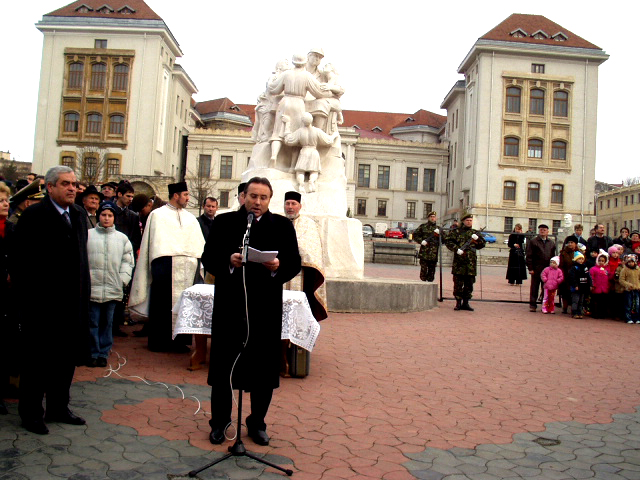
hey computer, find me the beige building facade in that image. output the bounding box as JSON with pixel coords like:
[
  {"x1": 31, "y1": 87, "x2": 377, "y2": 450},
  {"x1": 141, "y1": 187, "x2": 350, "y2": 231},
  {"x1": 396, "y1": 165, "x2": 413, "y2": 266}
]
[{"x1": 597, "y1": 185, "x2": 640, "y2": 237}]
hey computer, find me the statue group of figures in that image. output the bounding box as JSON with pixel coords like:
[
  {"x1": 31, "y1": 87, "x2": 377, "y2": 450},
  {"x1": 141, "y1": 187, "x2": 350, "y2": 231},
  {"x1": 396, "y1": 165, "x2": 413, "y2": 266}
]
[{"x1": 251, "y1": 48, "x2": 345, "y2": 193}]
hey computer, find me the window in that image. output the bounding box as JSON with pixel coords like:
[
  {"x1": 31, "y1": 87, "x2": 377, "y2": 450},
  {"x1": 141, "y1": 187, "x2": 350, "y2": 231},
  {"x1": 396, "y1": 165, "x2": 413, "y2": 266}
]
[
  {"x1": 504, "y1": 217, "x2": 513, "y2": 233},
  {"x1": 68, "y1": 62, "x2": 84, "y2": 88},
  {"x1": 423, "y1": 168, "x2": 435, "y2": 192},
  {"x1": 357, "y1": 199, "x2": 366, "y2": 216},
  {"x1": 61, "y1": 156, "x2": 75, "y2": 168},
  {"x1": 530, "y1": 88, "x2": 545, "y2": 115},
  {"x1": 607, "y1": 199, "x2": 610, "y2": 208},
  {"x1": 86, "y1": 113, "x2": 102, "y2": 134},
  {"x1": 527, "y1": 182, "x2": 540, "y2": 202},
  {"x1": 600, "y1": 201, "x2": 603, "y2": 211},
  {"x1": 506, "y1": 87, "x2": 521, "y2": 113},
  {"x1": 551, "y1": 184, "x2": 564, "y2": 204},
  {"x1": 90, "y1": 63, "x2": 107, "y2": 90},
  {"x1": 357, "y1": 164, "x2": 370, "y2": 187},
  {"x1": 64, "y1": 113, "x2": 79, "y2": 132},
  {"x1": 377, "y1": 200, "x2": 387, "y2": 217},
  {"x1": 423, "y1": 202, "x2": 433, "y2": 219},
  {"x1": 504, "y1": 137, "x2": 520, "y2": 157},
  {"x1": 529, "y1": 218, "x2": 537, "y2": 232},
  {"x1": 625, "y1": 196, "x2": 629, "y2": 206},
  {"x1": 528, "y1": 139, "x2": 543, "y2": 158},
  {"x1": 95, "y1": 39, "x2": 107, "y2": 49},
  {"x1": 109, "y1": 114, "x2": 124, "y2": 135},
  {"x1": 220, "y1": 155, "x2": 233, "y2": 179},
  {"x1": 217, "y1": 191, "x2": 229, "y2": 208},
  {"x1": 406, "y1": 168, "x2": 418, "y2": 191},
  {"x1": 503, "y1": 181, "x2": 516, "y2": 201},
  {"x1": 406, "y1": 202, "x2": 416, "y2": 218},
  {"x1": 615, "y1": 198, "x2": 618, "y2": 207},
  {"x1": 551, "y1": 141, "x2": 567, "y2": 160},
  {"x1": 107, "y1": 158, "x2": 120, "y2": 175},
  {"x1": 199, "y1": 155, "x2": 211, "y2": 177},
  {"x1": 553, "y1": 91, "x2": 568, "y2": 117},
  {"x1": 531, "y1": 64, "x2": 545, "y2": 74},
  {"x1": 84, "y1": 157, "x2": 98, "y2": 178},
  {"x1": 113, "y1": 64, "x2": 129, "y2": 91},
  {"x1": 552, "y1": 220, "x2": 561, "y2": 235},
  {"x1": 377, "y1": 166, "x2": 390, "y2": 189}
]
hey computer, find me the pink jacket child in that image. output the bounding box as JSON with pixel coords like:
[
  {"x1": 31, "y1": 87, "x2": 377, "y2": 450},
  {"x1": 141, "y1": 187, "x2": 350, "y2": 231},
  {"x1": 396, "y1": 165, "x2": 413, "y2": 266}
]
[
  {"x1": 541, "y1": 256, "x2": 564, "y2": 313},
  {"x1": 590, "y1": 258, "x2": 610, "y2": 294}
]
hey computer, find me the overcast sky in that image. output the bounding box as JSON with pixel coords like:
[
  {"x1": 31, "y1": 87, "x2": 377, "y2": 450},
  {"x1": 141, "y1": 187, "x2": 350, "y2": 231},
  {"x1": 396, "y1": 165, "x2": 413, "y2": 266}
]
[{"x1": 1, "y1": 0, "x2": 637, "y2": 184}]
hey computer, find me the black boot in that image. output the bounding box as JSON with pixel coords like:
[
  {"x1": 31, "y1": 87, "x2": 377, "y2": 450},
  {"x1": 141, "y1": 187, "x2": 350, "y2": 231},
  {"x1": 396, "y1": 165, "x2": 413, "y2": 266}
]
[
  {"x1": 454, "y1": 299, "x2": 462, "y2": 311},
  {"x1": 461, "y1": 300, "x2": 474, "y2": 311}
]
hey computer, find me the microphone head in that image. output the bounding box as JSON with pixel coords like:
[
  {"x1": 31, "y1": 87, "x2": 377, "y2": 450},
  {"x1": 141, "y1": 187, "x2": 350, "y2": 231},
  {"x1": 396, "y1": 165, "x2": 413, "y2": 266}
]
[{"x1": 247, "y1": 212, "x2": 255, "y2": 224}]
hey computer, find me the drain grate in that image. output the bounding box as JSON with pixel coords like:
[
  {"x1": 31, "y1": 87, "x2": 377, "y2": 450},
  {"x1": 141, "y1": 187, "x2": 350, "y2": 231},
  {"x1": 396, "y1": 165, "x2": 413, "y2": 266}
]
[{"x1": 533, "y1": 437, "x2": 561, "y2": 446}]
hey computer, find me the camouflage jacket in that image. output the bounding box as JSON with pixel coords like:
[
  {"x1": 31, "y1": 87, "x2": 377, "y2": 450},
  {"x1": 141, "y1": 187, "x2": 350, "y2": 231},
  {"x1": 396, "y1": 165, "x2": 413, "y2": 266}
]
[
  {"x1": 412, "y1": 221, "x2": 442, "y2": 262},
  {"x1": 445, "y1": 225, "x2": 486, "y2": 275}
]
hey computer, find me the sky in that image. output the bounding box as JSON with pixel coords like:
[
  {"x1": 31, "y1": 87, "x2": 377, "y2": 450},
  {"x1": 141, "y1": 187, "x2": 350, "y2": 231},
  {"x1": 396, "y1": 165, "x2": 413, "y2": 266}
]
[{"x1": 1, "y1": 0, "x2": 638, "y2": 184}]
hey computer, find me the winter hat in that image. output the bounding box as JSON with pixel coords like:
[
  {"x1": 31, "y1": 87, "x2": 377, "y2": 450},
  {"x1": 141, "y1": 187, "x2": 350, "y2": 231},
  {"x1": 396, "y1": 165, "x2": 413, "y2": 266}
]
[
  {"x1": 550, "y1": 256, "x2": 560, "y2": 265},
  {"x1": 573, "y1": 251, "x2": 585, "y2": 262},
  {"x1": 625, "y1": 254, "x2": 638, "y2": 264},
  {"x1": 577, "y1": 243, "x2": 586, "y2": 253},
  {"x1": 564, "y1": 235, "x2": 579, "y2": 244},
  {"x1": 97, "y1": 201, "x2": 118, "y2": 216},
  {"x1": 633, "y1": 242, "x2": 640, "y2": 251},
  {"x1": 596, "y1": 249, "x2": 609, "y2": 266},
  {"x1": 608, "y1": 245, "x2": 621, "y2": 255}
]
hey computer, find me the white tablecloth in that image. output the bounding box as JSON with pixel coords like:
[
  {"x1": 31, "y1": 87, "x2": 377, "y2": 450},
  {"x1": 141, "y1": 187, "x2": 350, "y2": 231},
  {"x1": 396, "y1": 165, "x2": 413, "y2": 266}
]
[{"x1": 172, "y1": 284, "x2": 320, "y2": 352}]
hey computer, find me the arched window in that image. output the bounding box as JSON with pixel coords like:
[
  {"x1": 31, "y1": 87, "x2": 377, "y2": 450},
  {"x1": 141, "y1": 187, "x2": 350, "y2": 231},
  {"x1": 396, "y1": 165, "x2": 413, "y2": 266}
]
[
  {"x1": 551, "y1": 184, "x2": 564, "y2": 204},
  {"x1": 528, "y1": 139, "x2": 543, "y2": 158},
  {"x1": 68, "y1": 62, "x2": 84, "y2": 88},
  {"x1": 503, "y1": 181, "x2": 516, "y2": 201},
  {"x1": 506, "y1": 87, "x2": 521, "y2": 113},
  {"x1": 527, "y1": 182, "x2": 540, "y2": 202},
  {"x1": 530, "y1": 88, "x2": 545, "y2": 115},
  {"x1": 504, "y1": 137, "x2": 519, "y2": 157},
  {"x1": 552, "y1": 140, "x2": 567, "y2": 160},
  {"x1": 113, "y1": 64, "x2": 129, "y2": 91},
  {"x1": 553, "y1": 91, "x2": 568, "y2": 117},
  {"x1": 63, "y1": 113, "x2": 79, "y2": 132},
  {"x1": 86, "y1": 113, "x2": 102, "y2": 134},
  {"x1": 90, "y1": 63, "x2": 107, "y2": 89},
  {"x1": 109, "y1": 114, "x2": 124, "y2": 135}
]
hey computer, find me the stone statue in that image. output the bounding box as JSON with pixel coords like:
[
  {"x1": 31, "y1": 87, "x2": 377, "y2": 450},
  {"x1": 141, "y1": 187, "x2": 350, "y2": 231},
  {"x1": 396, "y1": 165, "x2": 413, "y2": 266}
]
[
  {"x1": 304, "y1": 48, "x2": 345, "y2": 134},
  {"x1": 252, "y1": 59, "x2": 290, "y2": 143},
  {"x1": 283, "y1": 112, "x2": 338, "y2": 193}
]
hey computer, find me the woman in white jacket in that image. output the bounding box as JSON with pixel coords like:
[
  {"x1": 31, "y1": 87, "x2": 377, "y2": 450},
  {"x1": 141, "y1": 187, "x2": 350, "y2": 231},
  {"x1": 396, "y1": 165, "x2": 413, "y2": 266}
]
[{"x1": 87, "y1": 202, "x2": 135, "y2": 367}]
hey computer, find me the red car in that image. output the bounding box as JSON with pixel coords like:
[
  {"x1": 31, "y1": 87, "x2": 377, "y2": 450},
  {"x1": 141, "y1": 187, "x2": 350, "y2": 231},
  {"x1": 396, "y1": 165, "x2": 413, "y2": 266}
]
[{"x1": 384, "y1": 228, "x2": 405, "y2": 239}]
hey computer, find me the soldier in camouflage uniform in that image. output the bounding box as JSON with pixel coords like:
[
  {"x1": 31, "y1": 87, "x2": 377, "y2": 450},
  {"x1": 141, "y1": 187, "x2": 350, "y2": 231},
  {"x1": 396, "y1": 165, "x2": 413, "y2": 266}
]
[
  {"x1": 412, "y1": 211, "x2": 442, "y2": 282},
  {"x1": 7, "y1": 181, "x2": 45, "y2": 225},
  {"x1": 445, "y1": 213, "x2": 486, "y2": 311}
]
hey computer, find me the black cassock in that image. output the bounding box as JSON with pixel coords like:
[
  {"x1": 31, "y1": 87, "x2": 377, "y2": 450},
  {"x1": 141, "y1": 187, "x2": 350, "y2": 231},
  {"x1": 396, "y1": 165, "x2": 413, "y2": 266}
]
[{"x1": 203, "y1": 208, "x2": 301, "y2": 395}]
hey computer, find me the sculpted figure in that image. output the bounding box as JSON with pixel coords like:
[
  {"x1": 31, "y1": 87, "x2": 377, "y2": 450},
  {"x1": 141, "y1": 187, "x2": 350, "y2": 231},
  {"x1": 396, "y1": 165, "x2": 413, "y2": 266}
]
[
  {"x1": 268, "y1": 53, "x2": 330, "y2": 165},
  {"x1": 322, "y1": 63, "x2": 344, "y2": 129},
  {"x1": 253, "y1": 59, "x2": 290, "y2": 143},
  {"x1": 304, "y1": 48, "x2": 345, "y2": 133},
  {"x1": 283, "y1": 112, "x2": 338, "y2": 193}
]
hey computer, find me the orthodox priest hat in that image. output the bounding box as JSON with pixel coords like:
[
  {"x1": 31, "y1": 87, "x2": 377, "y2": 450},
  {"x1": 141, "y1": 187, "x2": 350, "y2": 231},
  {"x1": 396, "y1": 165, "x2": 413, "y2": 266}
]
[
  {"x1": 168, "y1": 181, "x2": 188, "y2": 197},
  {"x1": 284, "y1": 191, "x2": 301, "y2": 203}
]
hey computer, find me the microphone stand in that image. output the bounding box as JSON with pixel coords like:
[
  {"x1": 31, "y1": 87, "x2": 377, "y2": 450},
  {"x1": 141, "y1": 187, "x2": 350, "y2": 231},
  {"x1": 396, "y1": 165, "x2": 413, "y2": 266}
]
[{"x1": 186, "y1": 211, "x2": 293, "y2": 478}]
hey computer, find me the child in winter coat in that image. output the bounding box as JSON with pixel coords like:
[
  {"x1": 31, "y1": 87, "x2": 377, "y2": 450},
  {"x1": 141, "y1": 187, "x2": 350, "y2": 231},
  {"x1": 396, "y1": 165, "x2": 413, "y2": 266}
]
[
  {"x1": 619, "y1": 253, "x2": 640, "y2": 324},
  {"x1": 589, "y1": 249, "x2": 610, "y2": 318},
  {"x1": 568, "y1": 251, "x2": 592, "y2": 319},
  {"x1": 541, "y1": 256, "x2": 563, "y2": 314},
  {"x1": 87, "y1": 202, "x2": 135, "y2": 367}
]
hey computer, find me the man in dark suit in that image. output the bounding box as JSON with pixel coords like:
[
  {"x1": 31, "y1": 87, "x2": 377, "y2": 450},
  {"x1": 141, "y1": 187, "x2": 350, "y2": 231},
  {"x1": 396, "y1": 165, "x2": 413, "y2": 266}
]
[
  {"x1": 12, "y1": 166, "x2": 90, "y2": 435},
  {"x1": 202, "y1": 177, "x2": 301, "y2": 446}
]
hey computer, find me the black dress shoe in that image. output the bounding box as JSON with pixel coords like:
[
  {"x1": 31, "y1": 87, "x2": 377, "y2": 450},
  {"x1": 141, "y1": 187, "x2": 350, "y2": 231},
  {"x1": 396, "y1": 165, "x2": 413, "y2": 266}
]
[
  {"x1": 45, "y1": 410, "x2": 86, "y2": 425},
  {"x1": 0, "y1": 400, "x2": 8, "y2": 415},
  {"x1": 209, "y1": 428, "x2": 225, "y2": 445},
  {"x1": 96, "y1": 357, "x2": 108, "y2": 368},
  {"x1": 87, "y1": 358, "x2": 98, "y2": 368},
  {"x1": 248, "y1": 428, "x2": 270, "y2": 446},
  {"x1": 22, "y1": 419, "x2": 49, "y2": 435}
]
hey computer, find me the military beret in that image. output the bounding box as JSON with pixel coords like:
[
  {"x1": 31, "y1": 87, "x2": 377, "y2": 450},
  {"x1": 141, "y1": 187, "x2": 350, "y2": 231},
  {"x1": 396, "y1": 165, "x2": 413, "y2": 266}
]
[{"x1": 428, "y1": 211, "x2": 437, "y2": 217}]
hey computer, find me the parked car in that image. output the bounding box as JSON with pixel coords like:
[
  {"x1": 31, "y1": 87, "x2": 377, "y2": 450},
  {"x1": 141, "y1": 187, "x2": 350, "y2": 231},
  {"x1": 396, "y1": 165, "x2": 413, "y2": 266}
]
[
  {"x1": 481, "y1": 232, "x2": 497, "y2": 243},
  {"x1": 362, "y1": 224, "x2": 374, "y2": 237},
  {"x1": 385, "y1": 228, "x2": 405, "y2": 239}
]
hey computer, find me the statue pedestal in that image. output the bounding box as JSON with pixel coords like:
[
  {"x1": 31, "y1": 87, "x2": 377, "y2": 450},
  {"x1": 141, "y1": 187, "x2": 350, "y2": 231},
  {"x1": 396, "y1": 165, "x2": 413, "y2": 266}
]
[{"x1": 316, "y1": 216, "x2": 364, "y2": 280}]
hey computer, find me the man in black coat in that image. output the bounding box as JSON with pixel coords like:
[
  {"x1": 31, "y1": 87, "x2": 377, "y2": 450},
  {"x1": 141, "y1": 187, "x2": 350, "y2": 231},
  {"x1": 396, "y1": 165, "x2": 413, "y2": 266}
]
[
  {"x1": 12, "y1": 166, "x2": 90, "y2": 434},
  {"x1": 197, "y1": 196, "x2": 218, "y2": 240},
  {"x1": 526, "y1": 224, "x2": 556, "y2": 312},
  {"x1": 202, "y1": 177, "x2": 301, "y2": 447}
]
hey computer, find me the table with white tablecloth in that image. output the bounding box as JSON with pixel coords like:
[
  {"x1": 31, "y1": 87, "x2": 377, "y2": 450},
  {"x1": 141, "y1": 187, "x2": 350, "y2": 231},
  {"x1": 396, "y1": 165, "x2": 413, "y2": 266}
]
[{"x1": 172, "y1": 283, "x2": 320, "y2": 352}]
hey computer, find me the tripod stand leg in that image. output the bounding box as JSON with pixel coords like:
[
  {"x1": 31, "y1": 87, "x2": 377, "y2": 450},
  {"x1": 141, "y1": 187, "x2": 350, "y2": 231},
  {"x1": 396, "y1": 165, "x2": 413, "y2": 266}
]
[
  {"x1": 244, "y1": 451, "x2": 293, "y2": 476},
  {"x1": 188, "y1": 453, "x2": 233, "y2": 477}
]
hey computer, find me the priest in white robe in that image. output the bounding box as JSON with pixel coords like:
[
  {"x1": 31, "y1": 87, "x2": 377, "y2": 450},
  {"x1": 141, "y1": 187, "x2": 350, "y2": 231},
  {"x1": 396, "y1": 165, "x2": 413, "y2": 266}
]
[{"x1": 129, "y1": 181, "x2": 205, "y2": 352}]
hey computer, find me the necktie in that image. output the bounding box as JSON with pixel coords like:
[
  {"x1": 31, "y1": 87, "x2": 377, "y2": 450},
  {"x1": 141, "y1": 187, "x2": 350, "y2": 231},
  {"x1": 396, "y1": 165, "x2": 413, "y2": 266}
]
[{"x1": 63, "y1": 211, "x2": 71, "y2": 226}]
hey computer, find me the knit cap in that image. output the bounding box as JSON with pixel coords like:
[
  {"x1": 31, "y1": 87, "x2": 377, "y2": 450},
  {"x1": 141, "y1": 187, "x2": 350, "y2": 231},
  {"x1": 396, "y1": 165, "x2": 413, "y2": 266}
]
[
  {"x1": 550, "y1": 256, "x2": 560, "y2": 265},
  {"x1": 573, "y1": 251, "x2": 585, "y2": 262},
  {"x1": 609, "y1": 245, "x2": 621, "y2": 255}
]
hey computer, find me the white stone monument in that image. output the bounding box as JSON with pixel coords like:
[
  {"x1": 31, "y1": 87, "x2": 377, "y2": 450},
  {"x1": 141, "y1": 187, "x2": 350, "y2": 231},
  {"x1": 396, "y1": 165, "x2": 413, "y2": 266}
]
[{"x1": 243, "y1": 49, "x2": 363, "y2": 279}]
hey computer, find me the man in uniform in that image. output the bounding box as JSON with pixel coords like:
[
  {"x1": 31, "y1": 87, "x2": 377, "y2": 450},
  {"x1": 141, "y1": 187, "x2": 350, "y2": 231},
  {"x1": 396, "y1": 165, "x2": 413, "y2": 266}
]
[
  {"x1": 129, "y1": 182, "x2": 205, "y2": 352},
  {"x1": 203, "y1": 178, "x2": 301, "y2": 446},
  {"x1": 412, "y1": 211, "x2": 442, "y2": 282},
  {"x1": 445, "y1": 213, "x2": 486, "y2": 311},
  {"x1": 7, "y1": 181, "x2": 45, "y2": 225}
]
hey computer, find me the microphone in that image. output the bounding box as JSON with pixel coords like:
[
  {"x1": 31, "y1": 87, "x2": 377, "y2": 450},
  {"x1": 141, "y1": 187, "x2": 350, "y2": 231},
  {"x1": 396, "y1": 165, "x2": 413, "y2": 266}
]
[{"x1": 242, "y1": 212, "x2": 254, "y2": 265}]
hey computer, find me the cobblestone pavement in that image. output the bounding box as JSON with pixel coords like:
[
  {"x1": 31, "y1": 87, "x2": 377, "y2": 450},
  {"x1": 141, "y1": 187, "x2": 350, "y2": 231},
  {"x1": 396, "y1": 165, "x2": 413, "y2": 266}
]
[{"x1": 1, "y1": 263, "x2": 639, "y2": 479}]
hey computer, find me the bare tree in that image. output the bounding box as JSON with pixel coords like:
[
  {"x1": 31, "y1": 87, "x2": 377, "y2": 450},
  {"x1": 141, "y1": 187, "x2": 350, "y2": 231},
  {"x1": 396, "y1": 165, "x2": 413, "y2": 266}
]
[
  {"x1": 185, "y1": 153, "x2": 215, "y2": 215},
  {"x1": 622, "y1": 176, "x2": 640, "y2": 187},
  {"x1": 74, "y1": 145, "x2": 111, "y2": 185}
]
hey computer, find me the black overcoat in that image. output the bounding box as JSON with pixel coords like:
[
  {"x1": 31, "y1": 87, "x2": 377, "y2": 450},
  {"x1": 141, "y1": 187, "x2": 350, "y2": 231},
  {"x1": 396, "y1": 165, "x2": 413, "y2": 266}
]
[
  {"x1": 203, "y1": 208, "x2": 301, "y2": 391},
  {"x1": 11, "y1": 195, "x2": 91, "y2": 365}
]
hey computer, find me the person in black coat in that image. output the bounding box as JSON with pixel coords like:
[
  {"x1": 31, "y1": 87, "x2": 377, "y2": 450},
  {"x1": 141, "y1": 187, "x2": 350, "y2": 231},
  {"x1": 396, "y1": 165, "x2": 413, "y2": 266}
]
[
  {"x1": 1, "y1": 183, "x2": 16, "y2": 414},
  {"x1": 197, "y1": 196, "x2": 218, "y2": 240},
  {"x1": 506, "y1": 223, "x2": 527, "y2": 285},
  {"x1": 202, "y1": 177, "x2": 301, "y2": 447},
  {"x1": 11, "y1": 166, "x2": 91, "y2": 435}
]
